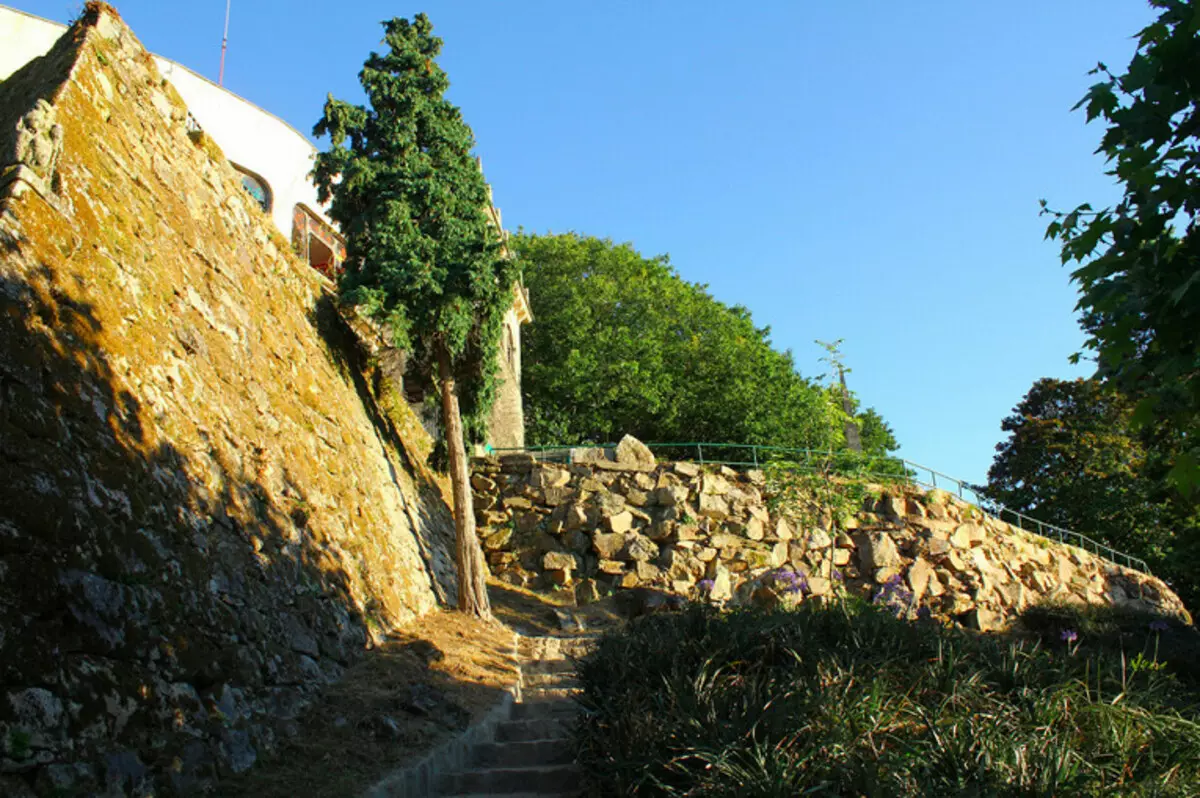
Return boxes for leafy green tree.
[512,233,896,456]
[986,378,1199,608]
[1044,0,1200,496]
[858,408,899,459]
[312,14,514,617]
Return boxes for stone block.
[592,532,626,559]
[542,551,579,571]
[606,511,634,534]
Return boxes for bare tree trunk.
[438,346,492,619]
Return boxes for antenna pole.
[219,0,231,86]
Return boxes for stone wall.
[471,438,1189,629]
[0,8,456,795]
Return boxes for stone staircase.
[434,635,593,797]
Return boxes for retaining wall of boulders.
[471,437,1190,630]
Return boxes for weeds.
[574,602,1200,796]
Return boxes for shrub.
[573,602,1200,796]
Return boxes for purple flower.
[886,574,903,587]
[1060,628,1078,644]
[1149,619,1170,633]
[697,579,715,592]
[832,571,844,581]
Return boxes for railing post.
[697,444,703,467]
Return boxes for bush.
[573,602,1200,796]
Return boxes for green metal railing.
[490,441,1152,575]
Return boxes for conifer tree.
[312,14,514,618]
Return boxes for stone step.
[522,657,577,676]
[436,764,581,795]
[470,739,574,768]
[521,687,580,702]
[494,717,569,743]
[509,700,577,722]
[522,671,580,689]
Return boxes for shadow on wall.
[0,227,417,792]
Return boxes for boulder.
[531,466,571,489]
[745,518,765,541]
[651,485,689,507]
[470,474,497,493]
[710,564,733,602]
[702,473,732,495]
[698,493,730,520]
[635,561,661,582]
[807,577,832,596]
[771,518,794,541]
[483,529,513,551]
[606,511,634,535]
[563,504,589,532]
[615,435,657,470]
[807,528,832,549]
[625,489,649,507]
[950,525,977,549]
[864,532,902,568]
[592,532,626,559]
[542,551,579,571]
[962,606,1004,632]
[624,534,660,562]
[907,556,934,599]
[880,493,907,519]
[674,461,701,478]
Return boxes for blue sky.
[18,1,1155,486]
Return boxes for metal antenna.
[218,0,231,85]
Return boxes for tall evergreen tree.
[312,14,515,618]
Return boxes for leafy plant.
[1042,0,1200,497]
[574,602,1200,796]
[512,233,899,454]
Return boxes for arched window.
[231,164,272,213]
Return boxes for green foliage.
[311,14,516,446]
[985,377,1200,609]
[857,407,899,458]
[1043,0,1200,496]
[574,602,1200,796]
[1015,601,1200,686]
[513,233,895,452]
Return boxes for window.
[292,204,346,280]
[232,164,272,213]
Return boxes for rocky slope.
[472,439,1189,630]
[0,7,456,795]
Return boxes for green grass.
[573,600,1200,796]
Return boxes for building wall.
[488,305,526,450]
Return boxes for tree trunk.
[438,346,492,619]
